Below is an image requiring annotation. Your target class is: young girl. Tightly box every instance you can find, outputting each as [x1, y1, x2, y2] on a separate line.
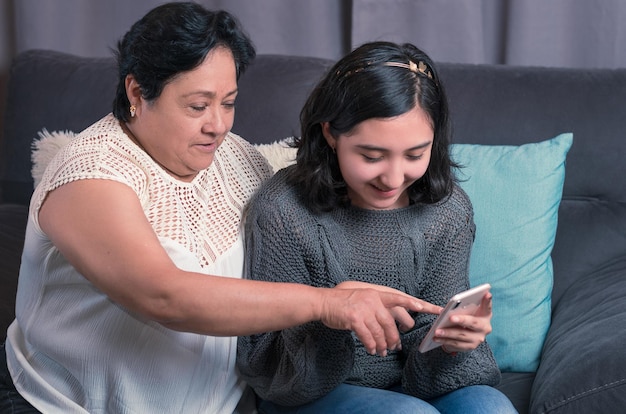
[237, 41, 517, 413]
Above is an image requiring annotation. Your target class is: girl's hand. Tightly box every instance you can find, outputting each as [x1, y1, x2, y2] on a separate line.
[432, 292, 493, 354]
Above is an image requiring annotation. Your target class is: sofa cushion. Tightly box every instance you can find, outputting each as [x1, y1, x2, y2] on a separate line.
[530, 264, 626, 413]
[449, 133, 572, 372]
[497, 372, 535, 413]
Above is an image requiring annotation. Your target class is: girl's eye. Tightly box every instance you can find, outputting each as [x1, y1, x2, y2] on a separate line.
[363, 154, 382, 162]
[408, 154, 424, 161]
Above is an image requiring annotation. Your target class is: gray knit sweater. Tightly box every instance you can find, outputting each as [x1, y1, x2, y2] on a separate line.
[237, 166, 501, 406]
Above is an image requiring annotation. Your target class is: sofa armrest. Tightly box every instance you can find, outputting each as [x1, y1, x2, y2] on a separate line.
[530, 262, 626, 413]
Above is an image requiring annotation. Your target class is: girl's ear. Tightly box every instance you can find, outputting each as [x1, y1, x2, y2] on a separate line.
[321, 122, 336, 150]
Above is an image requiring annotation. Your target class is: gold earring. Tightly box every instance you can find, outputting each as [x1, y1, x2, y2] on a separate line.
[130, 105, 136, 117]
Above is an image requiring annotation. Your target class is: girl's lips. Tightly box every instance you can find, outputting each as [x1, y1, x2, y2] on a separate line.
[371, 184, 398, 197]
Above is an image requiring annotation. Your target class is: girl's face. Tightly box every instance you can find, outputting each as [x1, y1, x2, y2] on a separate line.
[323, 106, 434, 210]
[125, 47, 238, 182]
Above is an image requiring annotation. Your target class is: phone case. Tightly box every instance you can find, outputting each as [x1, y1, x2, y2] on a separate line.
[418, 283, 491, 353]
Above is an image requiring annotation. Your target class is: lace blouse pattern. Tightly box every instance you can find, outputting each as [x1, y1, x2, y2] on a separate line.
[34, 113, 272, 267]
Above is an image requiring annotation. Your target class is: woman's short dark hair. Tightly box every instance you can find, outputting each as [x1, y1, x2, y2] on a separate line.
[112, 2, 255, 122]
[288, 41, 456, 213]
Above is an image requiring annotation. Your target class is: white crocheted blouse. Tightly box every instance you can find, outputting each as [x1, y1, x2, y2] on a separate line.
[6, 114, 272, 413]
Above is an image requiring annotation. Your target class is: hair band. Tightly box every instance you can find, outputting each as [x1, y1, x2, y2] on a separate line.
[383, 60, 433, 79]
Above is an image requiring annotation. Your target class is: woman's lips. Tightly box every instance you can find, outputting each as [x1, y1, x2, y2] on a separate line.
[195, 142, 218, 153]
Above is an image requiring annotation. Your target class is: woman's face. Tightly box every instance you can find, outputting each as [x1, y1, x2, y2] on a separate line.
[323, 106, 434, 210]
[127, 47, 237, 181]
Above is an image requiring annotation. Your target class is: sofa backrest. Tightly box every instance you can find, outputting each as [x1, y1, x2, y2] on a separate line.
[1, 49, 625, 309]
[438, 63, 626, 306]
[0, 49, 333, 205]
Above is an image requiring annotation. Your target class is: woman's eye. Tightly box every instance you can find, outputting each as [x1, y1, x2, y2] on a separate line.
[191, 105, 207, 112]
[222, 102, 236, 109]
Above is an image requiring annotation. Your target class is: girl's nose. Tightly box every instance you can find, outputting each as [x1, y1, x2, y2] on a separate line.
[380, 162, 405, 189]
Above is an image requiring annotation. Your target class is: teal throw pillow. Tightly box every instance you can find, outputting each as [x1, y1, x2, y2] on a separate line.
[450, 133, 573, 372]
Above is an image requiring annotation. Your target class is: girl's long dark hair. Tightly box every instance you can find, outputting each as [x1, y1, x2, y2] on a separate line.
[288, 41, 456, 213]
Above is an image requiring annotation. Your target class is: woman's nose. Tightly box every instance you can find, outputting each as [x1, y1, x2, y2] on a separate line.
[202, 107, 229, 136]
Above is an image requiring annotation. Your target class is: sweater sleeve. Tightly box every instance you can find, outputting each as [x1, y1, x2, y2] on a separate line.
[400, 188, 502, 399]
[236, 176, 355, 406]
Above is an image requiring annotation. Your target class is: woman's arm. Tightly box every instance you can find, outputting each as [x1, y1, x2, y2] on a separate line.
[39, 179, 430, 349]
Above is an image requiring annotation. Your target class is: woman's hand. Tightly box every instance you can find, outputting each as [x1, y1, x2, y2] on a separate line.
[323, 281, 441, 357]
[432, 292, 493, 354]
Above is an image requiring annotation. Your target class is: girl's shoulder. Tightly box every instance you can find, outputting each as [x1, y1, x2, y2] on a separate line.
[447, 183, 473, 213]
[247, 166, 313, 223]
[253, 165, 298, 201]
[419, 183, 474, 227]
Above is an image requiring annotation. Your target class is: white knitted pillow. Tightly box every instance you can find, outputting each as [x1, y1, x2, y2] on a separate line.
[31, 129, 77, 187]
[31, 129, 297, 187]
[253, 138, 297, 173]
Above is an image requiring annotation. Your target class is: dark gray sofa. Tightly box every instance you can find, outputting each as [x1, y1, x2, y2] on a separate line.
[1, 49, 625, 413]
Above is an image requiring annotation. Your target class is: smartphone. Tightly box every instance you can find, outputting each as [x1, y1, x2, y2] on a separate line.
[418, 283, 491, 353]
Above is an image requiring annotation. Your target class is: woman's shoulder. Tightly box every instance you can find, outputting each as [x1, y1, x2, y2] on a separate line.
[197, 133, 272, 208]
[43, 114, 138, 178]
[32, 115, 147, 212]
[215, 132, 273, 183]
